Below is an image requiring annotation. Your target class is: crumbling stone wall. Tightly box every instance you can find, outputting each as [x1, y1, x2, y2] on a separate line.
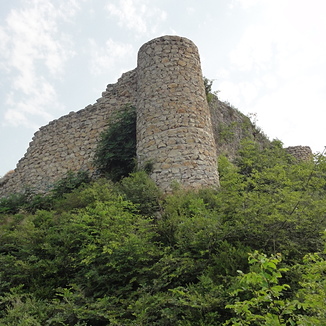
[209, 97, 269, 160]
[0, 69, 137, 197]
[0, 35, 221, 197]
[0, 170, 14, 188]
[0, 35, 311, 198]
[286, 146, 313, 161]
[136, 36, 219, 191]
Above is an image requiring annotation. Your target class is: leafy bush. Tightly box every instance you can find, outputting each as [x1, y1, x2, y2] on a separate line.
[94, 104, 136, 181]
[224, 250, 326, 325]
[50, 170, 91, 198]
[0, 193, 27, 214]
[0, 171, 91, 216]
[204, 77, 214, 103]
[52, 178, 114, 212]
[0, 138, 326, 324]
[224, 251, 294, 325]
[117, 171, 162, 216]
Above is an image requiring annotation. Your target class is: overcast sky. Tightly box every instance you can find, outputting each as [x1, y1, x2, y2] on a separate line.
[1, 0, 325, 177]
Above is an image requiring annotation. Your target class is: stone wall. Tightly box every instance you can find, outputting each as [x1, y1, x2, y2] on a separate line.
[286, 146, 313, 161]
[0, 35, 311, 198]
[209, 97, 269, 160]
[0, 69, 137, 197]
[136, 36, 219, 191]
[0, 35, 221, 197]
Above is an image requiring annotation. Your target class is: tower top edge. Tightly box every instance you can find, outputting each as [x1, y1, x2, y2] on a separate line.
[138, 35, 197, 52]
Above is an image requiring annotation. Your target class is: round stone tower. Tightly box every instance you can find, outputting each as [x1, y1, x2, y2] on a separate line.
[136, 35, 219, 191]
[286, 146, 313, 161]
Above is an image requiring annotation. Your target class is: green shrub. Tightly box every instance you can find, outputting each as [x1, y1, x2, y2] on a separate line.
[0, 193, 27, 214]
[117, 171, 162, 216]
[50, 170, 91, 198]
[0, 286, 55, 325]
[224, 250, 326, 325]
[94, 104, 136, 182]
[204, 77, 214, 103]
[53, 178, 114, 212]
[1, 133, 326, 325]
[0, 171, 90, 216]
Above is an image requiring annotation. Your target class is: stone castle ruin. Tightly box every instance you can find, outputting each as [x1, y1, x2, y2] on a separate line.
[136, 37, 219, 190]
[0, 36, 312, 197]
[285, 146, 313, 161]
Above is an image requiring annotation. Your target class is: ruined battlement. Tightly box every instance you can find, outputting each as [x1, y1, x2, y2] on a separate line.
[286, 146, 313, 161]
[0, 36, 312, 198]
[0, 67, 138, 197]
[0, 36, 219, 196]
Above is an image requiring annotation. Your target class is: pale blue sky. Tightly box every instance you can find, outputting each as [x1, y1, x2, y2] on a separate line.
[1, 0, 326, 177]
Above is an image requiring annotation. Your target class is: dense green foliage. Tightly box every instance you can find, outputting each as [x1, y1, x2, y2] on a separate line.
[0, 170, 91, 214]
[93, 105, 137, 181]
[0, 139, 325, 325]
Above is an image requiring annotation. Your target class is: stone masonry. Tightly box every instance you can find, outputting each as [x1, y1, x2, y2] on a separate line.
[0, 36, 219, 196]
[0, 35, 312, 198]
[136, 36, 219, 191]
[0, 69, 137, 197]
[286, 146, 313, 161]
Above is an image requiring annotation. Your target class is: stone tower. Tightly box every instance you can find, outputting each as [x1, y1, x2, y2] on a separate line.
[286, 146, 313, 161]
[136, 36, 219, 191]
[0, 35, 221, 198]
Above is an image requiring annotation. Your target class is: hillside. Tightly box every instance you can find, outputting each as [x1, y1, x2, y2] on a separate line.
[0, 138, 325, 325]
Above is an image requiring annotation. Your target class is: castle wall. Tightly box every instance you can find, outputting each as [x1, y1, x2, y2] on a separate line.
[136, 36, 219, 191]
[286, 146, 313, 161]
[4, 35, 304, 197]
[0, 69, 137, 197]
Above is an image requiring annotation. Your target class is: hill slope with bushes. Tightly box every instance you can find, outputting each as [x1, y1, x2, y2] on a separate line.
[0, 139, 325, 325]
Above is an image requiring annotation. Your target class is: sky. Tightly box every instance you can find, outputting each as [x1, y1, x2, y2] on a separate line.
[1, 0, 326, 177]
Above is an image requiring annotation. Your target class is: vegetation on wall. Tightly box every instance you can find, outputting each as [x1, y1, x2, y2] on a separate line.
[204, 77, 219, 103]
[0, 139, 325, 325]
[217, 121, 238, 143]
[93, 104, 137, 182]
[0, 170, 91, 214]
